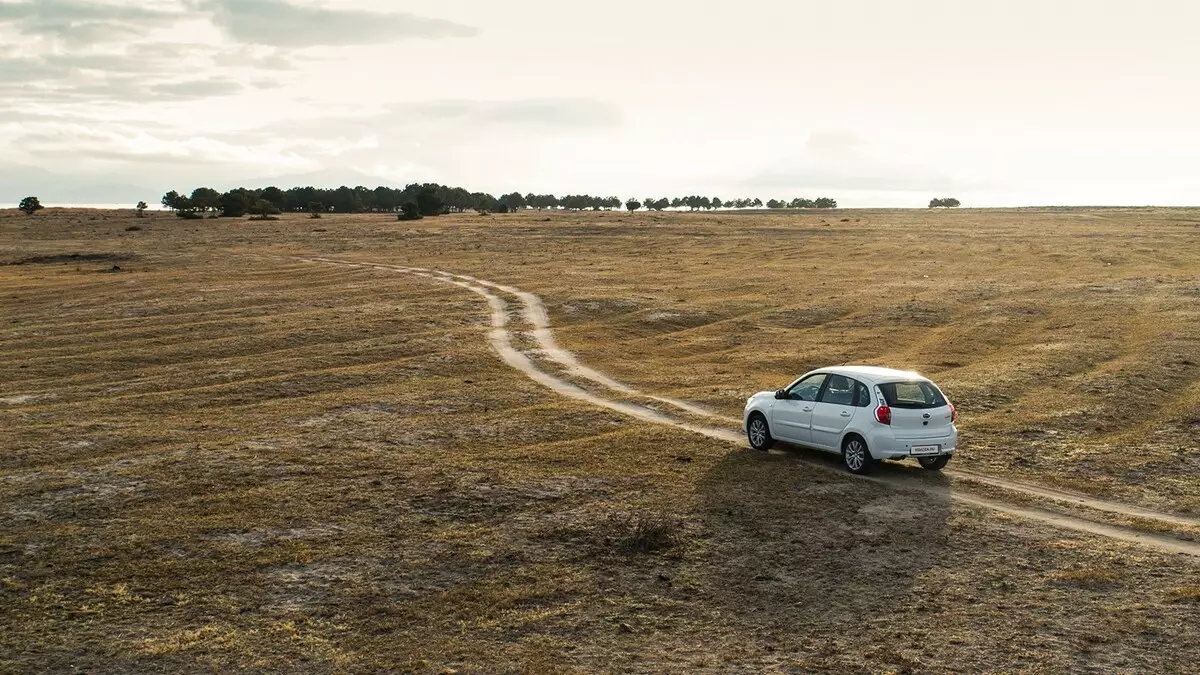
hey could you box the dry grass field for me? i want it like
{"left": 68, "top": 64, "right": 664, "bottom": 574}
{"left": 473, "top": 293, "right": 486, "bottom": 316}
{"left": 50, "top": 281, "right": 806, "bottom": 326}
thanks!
{"left": 2, "top": 206, "right": 1199, "bottom": 672}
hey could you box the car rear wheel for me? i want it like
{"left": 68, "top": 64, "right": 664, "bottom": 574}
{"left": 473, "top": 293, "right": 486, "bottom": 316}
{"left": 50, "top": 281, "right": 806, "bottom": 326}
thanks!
{"left": 918, "top": 455, "right": 951, "bottom": 471}
{"left": 747, "top": 414, "right": 774, "bottom": 452}
{"left": 842, "top": 436, "right": 874, "bottom": 474}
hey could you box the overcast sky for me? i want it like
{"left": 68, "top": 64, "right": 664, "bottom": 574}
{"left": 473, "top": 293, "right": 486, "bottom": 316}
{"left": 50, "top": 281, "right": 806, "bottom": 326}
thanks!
{"left": 2, "top": 0, "right": 1199, "bottom": 206}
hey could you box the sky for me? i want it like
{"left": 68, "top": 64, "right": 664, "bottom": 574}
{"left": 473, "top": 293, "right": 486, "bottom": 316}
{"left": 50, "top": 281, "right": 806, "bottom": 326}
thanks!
{"left": 2, "top": 0, "right": 1199, "bottom": 207}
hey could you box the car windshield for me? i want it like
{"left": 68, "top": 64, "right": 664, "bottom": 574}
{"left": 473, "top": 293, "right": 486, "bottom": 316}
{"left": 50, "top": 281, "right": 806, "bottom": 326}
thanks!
{"left": 878, "top": 381, "right": 947, "bottom": 409}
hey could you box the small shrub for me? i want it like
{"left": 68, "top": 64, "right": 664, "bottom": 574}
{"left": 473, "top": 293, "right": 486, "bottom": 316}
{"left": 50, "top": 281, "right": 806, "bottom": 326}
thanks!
{"left": 176, "top": 211, "right": 203, "bottom": 220}
{"left": 608, "top": 511, "right": 682, "bottom": 554}
{"left": 125, "top": 225, "right": 142, "bottom": 232}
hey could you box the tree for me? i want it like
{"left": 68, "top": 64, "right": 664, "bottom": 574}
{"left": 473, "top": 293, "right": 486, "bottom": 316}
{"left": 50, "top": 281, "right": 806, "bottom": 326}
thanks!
{"left": 712, "top": 197, "right": 723, "bottom": 209}
{"left": 161, "top": 190, "right": 182, "bottom": 211}
{"left": 499, "top": 192, "right": 526, "bottom": 212}
{"left": 625, "top": 199, "right": 642, "bottom": 211}
{"left": 472, "top": 192, "right": 497, "bottom": 213}
{"left": 416, "top": 186, "right": 444, "bottom": 216}
{"left": 929, "top": 197, "right": 961, "bottom": 208}
{"left": 172, "top": 196, "right": 201, "bottom": 219}
{"left": 330, "top": 186, "right": 362, "bottom": 214}
{"left": 373, "top": 186, "right": 398, "bottom": 213}
{"left": 190, "top": 187, "right": 221, "bottom": 216}
{"left": 398, "top": 201, "right": 423, "bottom": 221}
{"left": 248, "top": 199, "right": 281, "bottom": 218}
{"left": 220, "top": 189, "right": 251, "bottom": 217}
{"left": 814, "top": 197, "right": 838, "bottom": 209}
{"left": 307, "top": 201, "right": 324, "bottom": 218}
{"left": 135, "top": 201, "right": 148, "bottom": 218}
{"left": 260, "top": 186, "right": 286, "bottom": 210}
{"left": 18, "top": 196, "right": 43, "bottom": 215}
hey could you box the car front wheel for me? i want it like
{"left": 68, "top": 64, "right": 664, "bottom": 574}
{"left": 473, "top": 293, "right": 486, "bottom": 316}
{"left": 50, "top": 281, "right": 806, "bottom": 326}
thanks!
{"left": 842, "top": 436, "right": 874, "bottom": 474}
{"left": 918, "top": 454, "right": 951, "bottom": 471}
{"left": 747, "top": 414, "right": 774, "bottom": 452}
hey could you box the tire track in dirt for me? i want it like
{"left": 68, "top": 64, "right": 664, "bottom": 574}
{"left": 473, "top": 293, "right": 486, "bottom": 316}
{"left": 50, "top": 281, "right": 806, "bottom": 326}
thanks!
{"left": 299, "top": 258, "right": 743, "bottom": 442}
{"left": 298, "top": 256, "right": 1200, "bottom": 557}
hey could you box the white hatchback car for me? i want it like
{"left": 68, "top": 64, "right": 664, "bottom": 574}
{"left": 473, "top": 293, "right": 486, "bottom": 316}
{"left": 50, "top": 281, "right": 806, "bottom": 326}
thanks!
{"left": 743, "top": 366, "right": 958, "bottom": 474}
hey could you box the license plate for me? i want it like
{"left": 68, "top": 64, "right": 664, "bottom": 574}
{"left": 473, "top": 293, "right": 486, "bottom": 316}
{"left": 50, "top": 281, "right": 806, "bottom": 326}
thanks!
{"left": 911, "top": 445, "right": 940, "bottom": 455}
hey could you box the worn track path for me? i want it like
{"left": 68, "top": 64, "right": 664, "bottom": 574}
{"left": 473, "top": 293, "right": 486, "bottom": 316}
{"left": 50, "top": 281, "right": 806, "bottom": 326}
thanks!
{"left": 299, "top": 256, "right": 1200, "bottom": 557}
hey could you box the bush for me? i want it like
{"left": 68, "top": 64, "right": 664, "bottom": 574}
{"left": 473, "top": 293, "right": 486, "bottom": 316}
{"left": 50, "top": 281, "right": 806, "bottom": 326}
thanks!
{"left": 608, "top": 512, "right": 681, "bottom": 554}
{"left": 398, "top": 201, "right": 423, "bottom": 221}
{"left": 930, "top": 197, "right": 962, "bottom": 208}
{"left": 18, "top": 196, "right": 43, "bottom": 215}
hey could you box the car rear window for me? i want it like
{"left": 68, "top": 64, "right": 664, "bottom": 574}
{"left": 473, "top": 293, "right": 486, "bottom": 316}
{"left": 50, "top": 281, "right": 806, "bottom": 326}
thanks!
{"left": 878, "top": 381, "right": 947, "bottom": 409}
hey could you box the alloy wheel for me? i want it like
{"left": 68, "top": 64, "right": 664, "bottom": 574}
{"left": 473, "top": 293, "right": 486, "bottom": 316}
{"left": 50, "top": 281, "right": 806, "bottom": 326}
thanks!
{"left": 845, "top": 440, "right": 867, "bottom": 472}
{"left": 749, "top": 419, "right": 767, "bottom": 448}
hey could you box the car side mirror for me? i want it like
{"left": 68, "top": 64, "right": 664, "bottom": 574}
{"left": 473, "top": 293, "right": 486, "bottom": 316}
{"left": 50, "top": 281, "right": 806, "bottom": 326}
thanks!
{"left": 774, "top": 389, "right": 787, "bottom": 400}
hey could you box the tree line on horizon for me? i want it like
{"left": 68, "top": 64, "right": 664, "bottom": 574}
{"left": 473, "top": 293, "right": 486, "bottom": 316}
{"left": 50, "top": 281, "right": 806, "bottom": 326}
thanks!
{"left": 14, "top": 188, "right": 969, "bottom": 217}
{"left": 154, "top": 183, "right": 844, "bottom": 219}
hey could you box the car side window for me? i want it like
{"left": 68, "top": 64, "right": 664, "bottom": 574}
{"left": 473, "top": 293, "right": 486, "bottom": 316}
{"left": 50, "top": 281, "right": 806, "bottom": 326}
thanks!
{"left": 819, "top": 374, "right": 855, "bottom": 406}
{"left": 854, "top": 381, "right": 872, "bottom": 407}
{"left": 787, "top": 374, "right": 827, "bottom": 401}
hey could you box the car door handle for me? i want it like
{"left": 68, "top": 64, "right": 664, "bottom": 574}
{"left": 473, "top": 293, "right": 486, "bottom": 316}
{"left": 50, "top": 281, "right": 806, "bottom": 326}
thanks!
{"left": 802, "top": 407, "right": 813, "bottom": 412}
{"left": 840, "top": 411, "right": 852, "bottom": 417}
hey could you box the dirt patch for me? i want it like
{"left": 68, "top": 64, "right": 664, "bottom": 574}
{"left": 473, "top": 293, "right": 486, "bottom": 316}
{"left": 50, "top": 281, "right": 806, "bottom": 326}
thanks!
{"left": 7, "top": 253, "right": 135, "bottom": 265}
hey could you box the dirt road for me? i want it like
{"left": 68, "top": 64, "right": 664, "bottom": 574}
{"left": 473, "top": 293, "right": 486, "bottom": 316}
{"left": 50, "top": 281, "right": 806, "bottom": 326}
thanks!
{"left": 300, "top": 256, "right": 1200, "bottom": 558}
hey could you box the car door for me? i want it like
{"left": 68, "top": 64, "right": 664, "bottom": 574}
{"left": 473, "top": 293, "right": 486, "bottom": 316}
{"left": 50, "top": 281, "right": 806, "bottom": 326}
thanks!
{"left": 809, "top": 374, "right": 858, "bottom": 450}
{"left": 770, "top": 373, "right": 827, "bottom": 444}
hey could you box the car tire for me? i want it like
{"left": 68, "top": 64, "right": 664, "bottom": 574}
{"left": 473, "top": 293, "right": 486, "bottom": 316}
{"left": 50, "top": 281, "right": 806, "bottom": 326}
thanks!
{"left": 747, "top": 414, "right": 774, "bottom": 452}
{"left": 918, "top": 454, "right": 951, "bottom": 471}
{"left": 842, "top": 436, "right": 874, "bottom": 475}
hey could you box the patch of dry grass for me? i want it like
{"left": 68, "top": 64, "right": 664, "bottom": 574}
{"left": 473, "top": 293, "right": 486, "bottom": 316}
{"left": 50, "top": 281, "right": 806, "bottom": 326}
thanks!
{"left": 1, "top": 207, "right": 1199, "bottom": 672}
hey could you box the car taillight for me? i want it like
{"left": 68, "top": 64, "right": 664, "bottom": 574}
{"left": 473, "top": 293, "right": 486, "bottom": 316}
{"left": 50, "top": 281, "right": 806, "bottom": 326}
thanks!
{"left": 875, "top": 405, "right": 892, "bottom": 425}
{"left": 949, "top": 403, "right": 957, "bottom": 423}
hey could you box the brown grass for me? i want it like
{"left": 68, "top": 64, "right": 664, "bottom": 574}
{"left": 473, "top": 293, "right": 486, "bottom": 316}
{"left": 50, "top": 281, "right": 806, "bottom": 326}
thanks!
{"left": 1, "top": 207, "right": 1199, "bottom": 672}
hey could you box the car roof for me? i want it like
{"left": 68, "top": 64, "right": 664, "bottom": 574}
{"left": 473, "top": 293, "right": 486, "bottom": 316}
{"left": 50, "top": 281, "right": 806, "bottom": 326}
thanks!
{"left": 810, "top": 365, "right": 930, "bottom": 384}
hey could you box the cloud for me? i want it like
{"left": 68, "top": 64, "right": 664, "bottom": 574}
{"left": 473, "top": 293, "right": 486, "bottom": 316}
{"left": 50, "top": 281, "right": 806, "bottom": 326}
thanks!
{"left": 199, "top": 0, "right": 478, "bottom": 47}
{"left": 150, "top": 77, "right": 243, "bottom": 98}
{"left": 6, "top": 119, "right": 318, "bottom": 177}
{"left": 410, "top": 99, "right": 622, "bottom": 129}
{"left": 0, "top": 0, "right": 183, "bottom": 45}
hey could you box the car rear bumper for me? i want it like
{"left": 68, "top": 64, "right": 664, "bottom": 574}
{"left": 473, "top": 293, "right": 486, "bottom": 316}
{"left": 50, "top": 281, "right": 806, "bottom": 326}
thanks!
{"left": 867, "top": 431, "right": 957, "bottom": 459}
